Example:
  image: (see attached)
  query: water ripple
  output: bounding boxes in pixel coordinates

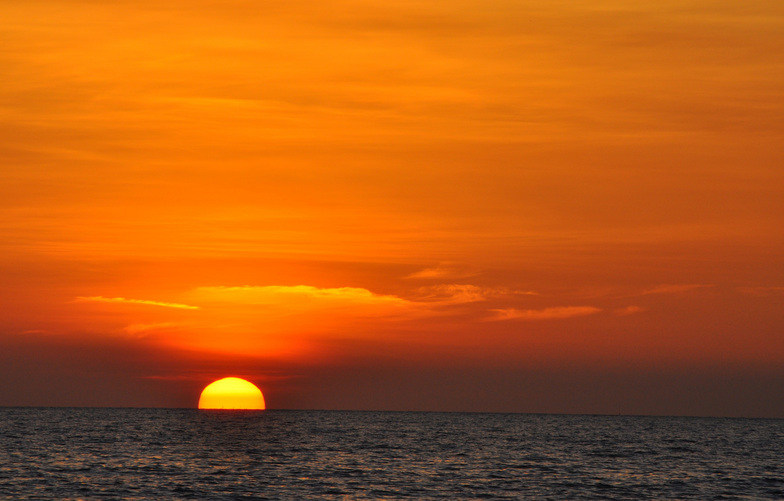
[0,409,782,500]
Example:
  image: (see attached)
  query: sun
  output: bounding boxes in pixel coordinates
[198,377,266,410]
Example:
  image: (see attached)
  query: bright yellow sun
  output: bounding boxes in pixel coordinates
[198,377,266,410]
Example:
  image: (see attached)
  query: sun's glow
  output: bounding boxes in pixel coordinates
[198,377,266,410]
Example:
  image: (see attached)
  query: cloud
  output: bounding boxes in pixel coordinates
[405,264,478,280]
[188,285,411,314]
[641,284,713,295]
[142,373,295,382]
[615,305,645,316]
[165,285,420,354]
[75,296,200,310]
[737,286,784,297]
[417,284,490,304]
[489,306,601,321]
[124,322,180,334]
[415,284,537,305]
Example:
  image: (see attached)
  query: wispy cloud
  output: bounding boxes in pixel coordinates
[416,284,490,304]
[142,372,296,382]
[124,322,180,334]
[170,285,419,353]
[415,284,537,305]
[642,284,713,295]
[188,285,411,315]
[737,286,784,297]
[75,296,200,310]
[615,305,645,316]
[488,306,601,321]
[405,264,478,280]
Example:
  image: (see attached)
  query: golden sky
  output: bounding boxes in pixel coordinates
[1,0,783,416]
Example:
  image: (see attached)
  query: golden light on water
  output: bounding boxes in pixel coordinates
[198,377,265,410]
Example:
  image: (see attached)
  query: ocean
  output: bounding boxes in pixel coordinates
[0,408,781,500]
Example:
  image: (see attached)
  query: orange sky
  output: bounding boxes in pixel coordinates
[1,0,783,416]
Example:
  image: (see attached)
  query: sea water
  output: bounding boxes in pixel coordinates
[0,408,782,500]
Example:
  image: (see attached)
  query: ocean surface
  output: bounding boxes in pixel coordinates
[0,408,782,500]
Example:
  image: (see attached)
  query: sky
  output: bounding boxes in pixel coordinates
[1,0,783,417]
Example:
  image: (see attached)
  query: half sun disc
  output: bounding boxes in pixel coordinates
[198,377,266,410]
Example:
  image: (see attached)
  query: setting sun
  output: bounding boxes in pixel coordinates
[198,377,266,410]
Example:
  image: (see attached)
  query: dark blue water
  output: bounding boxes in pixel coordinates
[0,409,782,500]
